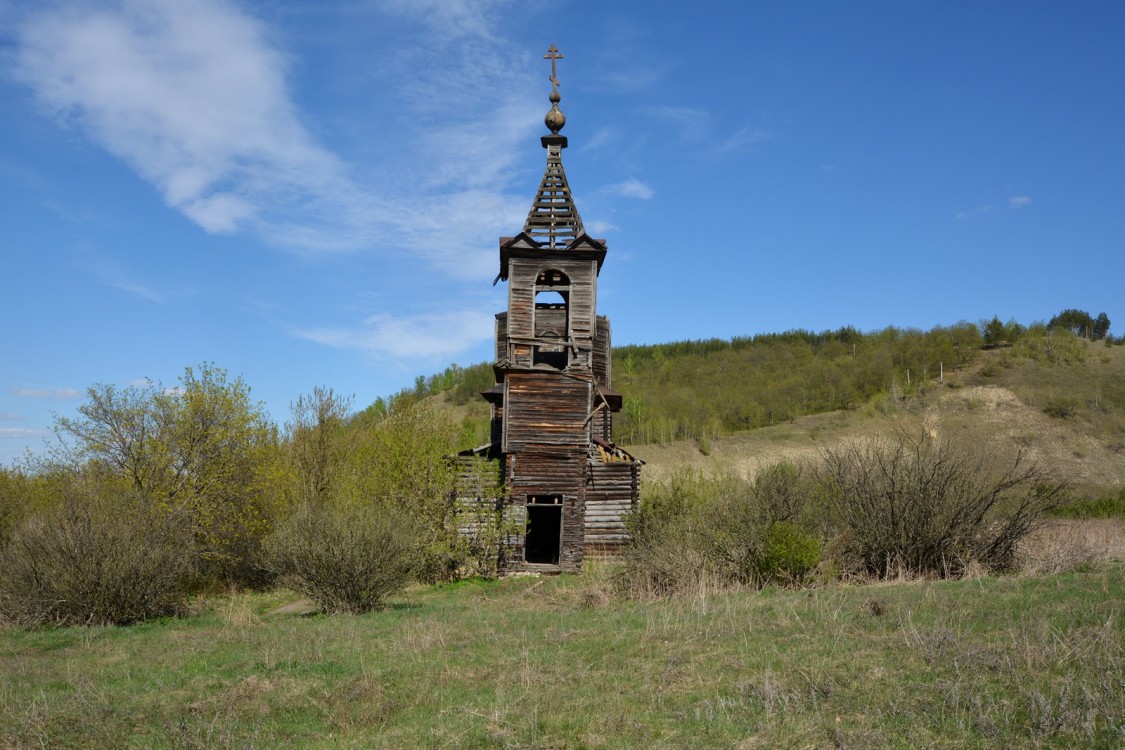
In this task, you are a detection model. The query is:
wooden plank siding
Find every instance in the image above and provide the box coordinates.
[502,372,592,453]
[505,258,597,345]
[594,315,611,387]
[505,452,587,573]
[494,312,508,361]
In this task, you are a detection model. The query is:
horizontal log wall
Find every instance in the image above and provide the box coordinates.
[591,408,612,443]
[585,460,641,554]
[502,372,591,453]
[535,307,567,339]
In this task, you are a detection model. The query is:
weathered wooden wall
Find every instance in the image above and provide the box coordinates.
[594,315,611,386]
[584,459,640,554]
[534,306,567,339]
[494,312,508,361]
[502,372,591,453]
[505,258,598,347]
[504,452,587,572]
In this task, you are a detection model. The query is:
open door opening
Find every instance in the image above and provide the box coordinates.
[524,496,563,564]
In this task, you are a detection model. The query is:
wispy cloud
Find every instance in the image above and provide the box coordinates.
[378,0,511,41]
[644,106,771,158]
[0,427,49,440]
[601,178,654,200]
[711,127,772,156]
[76,253,169,303]
[954,205,993,220]
[645,106,712,142]
[13,0,543,276]
[11,387,80,399]
[956,194,1031,220]
[15,0,352,239]
[0,413,27,421]
[294,310,496,361]
[580,127,620,153]
[587,219,619,235]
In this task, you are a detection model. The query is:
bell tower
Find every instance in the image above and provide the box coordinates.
[477,46,640,572]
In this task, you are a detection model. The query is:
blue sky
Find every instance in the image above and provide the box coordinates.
[2,0,1123,462]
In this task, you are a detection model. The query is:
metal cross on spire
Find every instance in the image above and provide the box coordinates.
[544,44,563,89]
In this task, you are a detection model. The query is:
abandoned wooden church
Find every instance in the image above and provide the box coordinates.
[459,46,642,574]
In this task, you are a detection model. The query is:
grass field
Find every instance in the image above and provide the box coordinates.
[3,522,1124,749]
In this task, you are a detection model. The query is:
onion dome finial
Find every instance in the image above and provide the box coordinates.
[543,44,566,135]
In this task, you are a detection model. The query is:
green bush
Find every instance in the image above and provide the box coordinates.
[0,488,196,627]
[262,502,418,614]
[1042,394,1080,418]
[758,521,821,584]
[821,433,1065,578]
[619,463,823,597]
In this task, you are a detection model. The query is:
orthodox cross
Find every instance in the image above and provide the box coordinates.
[544,45,563,89]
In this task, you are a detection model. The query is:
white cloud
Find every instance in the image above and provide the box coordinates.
[601,178,654,200]
[0,427,49,439]
[15,0,354,244]
[11,387,80,399]
[587,219,619,234]
[0,413,26,421]
[13,0,546,275]
[294,310,495,361]
[128,378,154,387]
[1009,195,1032,208]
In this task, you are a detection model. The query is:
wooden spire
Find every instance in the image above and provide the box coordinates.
[524,45,583,249]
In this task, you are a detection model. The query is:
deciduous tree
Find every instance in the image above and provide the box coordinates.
[52,364,284,586]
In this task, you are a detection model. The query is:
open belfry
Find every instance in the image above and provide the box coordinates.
[463,46,642,573]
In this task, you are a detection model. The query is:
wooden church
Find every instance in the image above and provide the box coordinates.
[460,46,642,574]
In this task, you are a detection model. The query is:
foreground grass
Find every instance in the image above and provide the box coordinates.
[2,565,1123,749]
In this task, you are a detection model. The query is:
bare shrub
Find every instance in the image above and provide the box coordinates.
[262,502,417,614]
[0,488,196,626]
[821,432,1065,578]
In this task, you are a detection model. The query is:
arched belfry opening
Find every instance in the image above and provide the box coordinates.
[457,45,642,573]
[533,268,570,368]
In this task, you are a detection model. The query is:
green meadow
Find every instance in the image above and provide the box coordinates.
[3,552,1122,749]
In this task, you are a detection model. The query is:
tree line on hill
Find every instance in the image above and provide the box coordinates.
[611,311,1113,445]
[392,309,1114,448]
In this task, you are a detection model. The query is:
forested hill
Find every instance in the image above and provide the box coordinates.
[378,311,1121,452]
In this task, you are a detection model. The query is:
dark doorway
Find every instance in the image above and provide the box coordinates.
[524,496,563,564]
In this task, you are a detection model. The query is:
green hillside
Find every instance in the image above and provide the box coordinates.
[393,317,1124,496]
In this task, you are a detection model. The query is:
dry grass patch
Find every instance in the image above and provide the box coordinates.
[1019,518,1125,575]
